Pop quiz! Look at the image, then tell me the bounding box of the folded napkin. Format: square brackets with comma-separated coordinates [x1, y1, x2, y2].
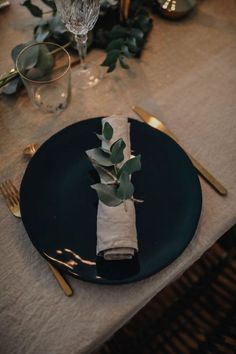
[96, 115, 138, 260]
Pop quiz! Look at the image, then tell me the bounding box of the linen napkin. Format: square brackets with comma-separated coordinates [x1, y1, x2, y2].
[96, 115, 138, 260]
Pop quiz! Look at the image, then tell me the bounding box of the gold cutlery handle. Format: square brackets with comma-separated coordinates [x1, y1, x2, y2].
[132, 106, 228, 196]
[47, 262, 73, 297]
[188, 154, 227, 196]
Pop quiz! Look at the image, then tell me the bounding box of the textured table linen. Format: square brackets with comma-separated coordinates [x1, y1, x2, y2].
[0, 1, 236, 353]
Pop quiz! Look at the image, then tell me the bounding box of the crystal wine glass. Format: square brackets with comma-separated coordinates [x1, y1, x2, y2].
[54, 0, 101, 89]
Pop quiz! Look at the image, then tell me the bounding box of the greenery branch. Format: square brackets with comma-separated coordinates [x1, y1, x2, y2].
[1, 0, 153, 95]
[86, 122, 143, 209]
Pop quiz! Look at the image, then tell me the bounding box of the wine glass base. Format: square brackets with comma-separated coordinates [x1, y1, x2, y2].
[74, 62, 102, 90]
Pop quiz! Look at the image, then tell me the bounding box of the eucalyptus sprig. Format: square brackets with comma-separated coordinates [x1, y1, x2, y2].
[101, 1, 153, 72]
[1, 0, 153, 94]
[86, 122, 142, 208]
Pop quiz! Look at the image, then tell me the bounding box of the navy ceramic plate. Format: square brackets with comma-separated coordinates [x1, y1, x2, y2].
[20, 118, 202, 284]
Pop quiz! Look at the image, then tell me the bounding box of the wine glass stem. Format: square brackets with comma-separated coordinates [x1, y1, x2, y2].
[75, 34, 88, 69]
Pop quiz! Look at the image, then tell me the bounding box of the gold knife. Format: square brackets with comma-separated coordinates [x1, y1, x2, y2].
[47, 262, 73, 297]
[132, 106, 227, 196]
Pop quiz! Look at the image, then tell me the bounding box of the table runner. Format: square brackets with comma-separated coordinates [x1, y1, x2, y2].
[0, 1, 236, 353]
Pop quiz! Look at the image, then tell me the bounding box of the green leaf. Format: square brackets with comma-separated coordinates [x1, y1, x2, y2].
[116, 173, 134, 200]
[118, 155, 141, 177]
[26, 44, 54, 80]
[21, 43, 40, 70]
[93, 165, 116, 184]
[131, 28, 144, 40]
[12, 44, 26, 63]
[110, 138, 126, 164]
[101, 49, 120, 67]
[86, 148, 113, 167]
[2, 77, 23, 95]
[125, 37, 139, 53]
[34, 26, 50, 42]
[119, 56, 129, 70]
[91, 183, 123, 207]
[33, 44, 54, 76]
[41, 0, 57, 13]
[103, 122, 113, 141]
[107, 63, 116, 73]
[49, 15, 67, 35]
[121, 45, 133, 58]
[136, 11, 153, 33]
[22, 0, 42, 17]
[109, 25, 128, 40]
[11, 41, 35, 63]
[106, 38, 124, 52]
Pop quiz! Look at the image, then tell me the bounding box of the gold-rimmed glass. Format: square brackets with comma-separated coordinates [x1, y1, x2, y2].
[16, 42, 71, 115]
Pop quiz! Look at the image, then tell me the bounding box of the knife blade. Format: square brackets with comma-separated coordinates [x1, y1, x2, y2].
[132, 106, 227, 196]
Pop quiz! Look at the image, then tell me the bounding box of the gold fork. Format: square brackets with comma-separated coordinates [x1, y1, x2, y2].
[0, 180, 21, 218]
[0, 180, 73, 296]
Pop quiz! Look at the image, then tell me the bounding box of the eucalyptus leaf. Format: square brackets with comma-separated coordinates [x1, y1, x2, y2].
[22, 0, 43, 17]
[122, 45, 133, 58]
[109, 25, 128, 40]
[2, 77, 23, 95]
[118, 155, 141, 177]
[41, 0, 57, 13]
[86, 148, 113, 166]
[49, 16, 67, 35]
[116, 173, 134, 200]
[110, 138, 126, 164]
[34, 44, 54, 77]
[93, 165, 116, 183]
[11, 41, 35, 63]
[136, 10, 153, 32]
[21, 43, 40, 70]
[103, 122, 113, 141]
[34, 26, 50, 42]
[91, 183, 123, 207]
[131, 28, 144, 40]
[106, 38, 124, 52]
[119, 56, 129, 69]
[126, 37, 139, 53]
[101, 49, 120, 67]
[107, 63, 116, 73]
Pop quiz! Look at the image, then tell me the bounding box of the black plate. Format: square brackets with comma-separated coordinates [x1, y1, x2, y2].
[20, 118, 202, 284]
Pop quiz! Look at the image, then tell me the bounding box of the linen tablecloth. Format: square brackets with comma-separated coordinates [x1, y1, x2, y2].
[0, 1, 236, 353]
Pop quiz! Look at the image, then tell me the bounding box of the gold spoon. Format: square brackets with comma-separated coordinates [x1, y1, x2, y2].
[23, 143, 40, 158]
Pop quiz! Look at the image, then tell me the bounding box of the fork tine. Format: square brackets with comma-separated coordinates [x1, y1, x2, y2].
[0, 180, 21, 218]
[8, 195, 18, 208]
[6, 180, 20, 200]
[0, 181, 19, 207]
[10, 193, 19, 206]
[0, 183, 14, 208]
[0, 182, 11, 200]
[0, 184, 11, 205]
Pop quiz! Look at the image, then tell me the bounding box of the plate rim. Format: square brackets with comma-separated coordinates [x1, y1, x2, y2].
[20, 117, 202, 285]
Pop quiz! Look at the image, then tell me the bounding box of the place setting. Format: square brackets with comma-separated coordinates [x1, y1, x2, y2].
[2, 1, 236, 353]
[0, 0, 228, 296]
